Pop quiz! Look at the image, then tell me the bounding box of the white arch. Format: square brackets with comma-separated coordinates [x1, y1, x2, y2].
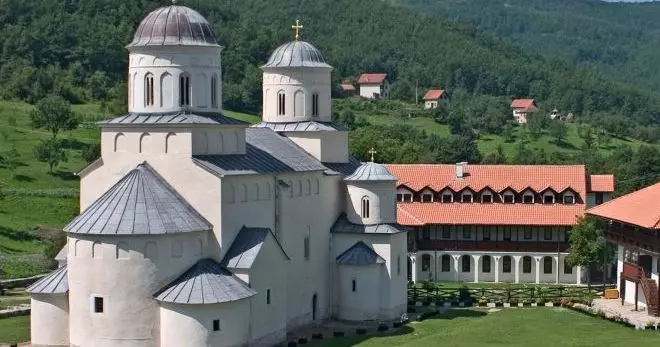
[314, 178, 320, 195]
[139, 133, 151, 154]
[92, 242, 102, 259]
[160, 72, 173, 108]
[216, 133, 224, 153]
[165, 132, 176, 154]
[294, 89, 305, 118]
[116, 242, 130, 259]
[197, 73, 208, 107]
[114, 133, 125, 153]
[241, 184, 248, 202]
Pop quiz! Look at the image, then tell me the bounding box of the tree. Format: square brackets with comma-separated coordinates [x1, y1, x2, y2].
[81, 143, 101, 164]
[1, 147, 21, 179]
[567, 216, 615, 288]
[549, 120, 568, 145]
[481, 145, 507, 164]
[34, 139, 68, 173]
[30, 95, 78, 138]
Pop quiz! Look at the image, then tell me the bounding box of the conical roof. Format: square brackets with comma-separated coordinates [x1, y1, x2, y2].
[263, 41, 332, 68]
[344, 162, 397, 182]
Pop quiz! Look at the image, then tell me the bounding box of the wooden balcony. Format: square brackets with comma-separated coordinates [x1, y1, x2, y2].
[622, 262, 643, 281]
[607, 224, 660, 254]
[413, 240, 570, 253]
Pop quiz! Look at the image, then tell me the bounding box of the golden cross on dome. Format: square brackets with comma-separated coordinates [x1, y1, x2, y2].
[368, 147, 377, 163]
[292, 20, 303, 41]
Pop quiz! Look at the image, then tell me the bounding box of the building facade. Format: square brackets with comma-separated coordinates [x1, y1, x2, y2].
[387, 163, 614, 285]
[358, 73, 389, 99]
[422, 89, 448, 109]
[26, 5, 408, 347]
[511, 98, 538, 124]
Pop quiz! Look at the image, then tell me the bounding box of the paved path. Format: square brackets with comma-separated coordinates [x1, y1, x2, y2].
[593, 298, 660, 328]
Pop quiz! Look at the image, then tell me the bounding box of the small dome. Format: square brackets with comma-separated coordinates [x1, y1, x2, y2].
[128, 5, 219, 48]
[263, 41, 332, 68]
[345, 162, 397, 182]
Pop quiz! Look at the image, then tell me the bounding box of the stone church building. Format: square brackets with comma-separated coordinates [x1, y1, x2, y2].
[27, 4, 408, 347]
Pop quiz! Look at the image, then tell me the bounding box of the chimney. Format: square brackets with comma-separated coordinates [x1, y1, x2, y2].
[455, 162, 468, 178]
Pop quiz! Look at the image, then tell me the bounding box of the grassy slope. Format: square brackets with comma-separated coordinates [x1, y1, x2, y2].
[0, 316, 29, 345]
[315, 308, 660, 347]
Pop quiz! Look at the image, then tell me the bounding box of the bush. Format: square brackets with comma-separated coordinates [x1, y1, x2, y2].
[560, 297, 571, 307]
[393, 321, 403, 328]
[377, 324, 389, 332]
[536, 298, 546, 305]
[333, 331, 345, 337]
[509, 298, 519, 306]
[356, 328, 367, 335]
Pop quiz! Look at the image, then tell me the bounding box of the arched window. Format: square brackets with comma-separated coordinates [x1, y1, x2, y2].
[361, 196, 370, 218]
[461, 255, 471, 272]
[298, 181, 303, 197]
[179, 74, 191, 106]
[543, 256, 553, 274]
[304, 227, 311, 260]
[312, 92, 319, 117]
[314, 178, 320, 195]
[502, 256, 512, 273]
[522, 256, 532, 273]
[165, 132, 176, 154]
[277, 91, 286, 116]
[522, 190, 535, 204]
[441, 254, 451, 272]
[306, 179, 312, 195]
[397, 254, 401, 276]
[481, 190, 493, 203]
[211, 75, 218, 108]
[92, 242, 102, 259]
[116, 242, 129, 259]
[171, 241, 183, 258]
[502, 190, 515, 204]
[461, 190, 473, 203]
[114, 133, 125, 153]
[421, 254, 431, 271]
[139, 133, 151, 154]
[543, 191, 556, 204]
[144, 241, 157, 259]
[145, 73, 155, 106]
[482, 256, 491, 273]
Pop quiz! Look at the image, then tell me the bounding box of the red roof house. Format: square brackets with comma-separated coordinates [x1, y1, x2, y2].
[358, 73, 389, 99]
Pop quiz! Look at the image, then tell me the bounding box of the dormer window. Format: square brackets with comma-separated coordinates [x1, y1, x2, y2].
[522, 191, 534, 204]
[397, 188, 414, 202]
[481, 191, 493, 203]
[441, 190, 454, 203]
[563, 193, 575, 204]
[543, 191, 555, 204]
[461, 191, 473, 203]
[502, 191, 515, 204]
[422, 193, 433, 203]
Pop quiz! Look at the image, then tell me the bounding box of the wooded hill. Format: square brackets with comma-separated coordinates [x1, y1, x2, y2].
[1, 0, 660, 142]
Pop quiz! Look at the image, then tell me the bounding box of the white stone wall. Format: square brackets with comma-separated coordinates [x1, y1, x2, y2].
[284, 131, 349, 164]
[30, 295, 69, 347]
[262, 68, 332, 123]
[345, 182, 396, 225]
[359, 84, 382, 99]
[128, 46, 223, 114]
[67, 232, 206, 347]
[159, 301, 250, 347]
[336, 264, 382, 320]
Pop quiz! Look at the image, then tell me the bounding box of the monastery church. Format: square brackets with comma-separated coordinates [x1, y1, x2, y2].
[26, 5, 408, 347]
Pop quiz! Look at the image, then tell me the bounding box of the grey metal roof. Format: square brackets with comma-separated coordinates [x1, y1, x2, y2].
[55, 245, 67, 262]
[331, 214, 408, 235]
[154, 259, 256, 304]
[102, 111, 247, 126]
[194, 128, 327, 176]
[27, 266, 68, 295]
[220, 227, 269, 269]
[65, 163, 212, 235]
[323, 156, 362, 176]
[252, 121, 347, 132]
[336, 241, 385, 266]
[344, 162, 398, 182]
[128, 6, 219, 48]
[263, 41, 332, 69]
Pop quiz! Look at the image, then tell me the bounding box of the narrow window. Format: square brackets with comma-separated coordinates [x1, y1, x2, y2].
[352, 279, 357, 292]
[522, 256, 532, 273]
[304, 235, 310, 260]
[422, 226, 430, 240]
[93, 297, 104, 313]
[483, 227, 491, 241]
[213, 319, 220, 332]
[266, 289, 271, 305]
[563, 259, 573, 274]
[503, 256, 512, 273]
[461, 255, 471, 272]
[462, 227, 472, 240]
[361, 197, 370, 218]
[312, 93, 319, 117]
[278, 92, 286, 116]
[442, 226, 451, 239]
[179, 75, 191, 106]
[482, 256, 491, 273]
[397, 254, 401, 276]
[441, 254, 450, 272]
[145, 74, 155, 106]
[543, 256, 553, 274]
[543, 228, 552, 241]
[396, 194, 403, 202]
[422, 254, 431, 271]
[211, 75, 218, 108]
[524, 227, 533, 240]
[503, 227, 512, 241]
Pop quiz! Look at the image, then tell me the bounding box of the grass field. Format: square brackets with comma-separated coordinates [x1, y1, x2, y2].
[314, 308, 660, 347]
[0, 316, 30, 345]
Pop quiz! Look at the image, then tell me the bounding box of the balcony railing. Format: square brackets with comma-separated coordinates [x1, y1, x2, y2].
[413, 240, 569, 253]
[622, 262, 643, 281]
[607, 224, 660, 254]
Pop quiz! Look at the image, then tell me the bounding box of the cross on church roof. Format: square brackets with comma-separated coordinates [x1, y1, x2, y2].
[368, 147, 377, 163]
[292, 20, 303, 41]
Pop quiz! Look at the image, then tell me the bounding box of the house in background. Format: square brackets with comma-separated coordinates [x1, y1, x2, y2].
[422, 89, 449, 109]
[511, 98, 538, 124]
[337, 81, 356, 97]
[358, 73, 389, 99]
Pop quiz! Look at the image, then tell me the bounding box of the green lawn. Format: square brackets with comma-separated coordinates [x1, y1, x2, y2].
[0, 316, 30, 345]
[315, 308, 660, 347]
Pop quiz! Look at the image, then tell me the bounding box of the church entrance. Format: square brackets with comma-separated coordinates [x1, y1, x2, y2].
[312, 294, 317, 321]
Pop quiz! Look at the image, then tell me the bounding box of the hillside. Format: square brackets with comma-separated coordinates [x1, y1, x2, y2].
[1, 0, 660, 141]
[397, 0, 660, 92]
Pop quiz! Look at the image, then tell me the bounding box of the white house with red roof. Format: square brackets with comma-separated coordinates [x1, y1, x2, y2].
[422, 89, 449, 109]
[387, 163, 614, 284]
[358, 73, 389, 99]
[588, 182, 660, 316]
[337, 81, 356, 97]
[511, 98, 538, 124]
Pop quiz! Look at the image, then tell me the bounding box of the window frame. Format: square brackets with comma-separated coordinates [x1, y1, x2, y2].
[441, 190, 454, 203]
[502, 191, 515, 204]
[422, 254, 431, 271]
[482, 256, 491, 273]
[543, 227, 553, 241]
[522, 192, 534, 204]
[213, 319, 220, 332]
[563, 193, 575, 204]
[361, 196, 370, 218]
[502, 256, 512, 273]
[543, 192, 555, 204]
[563, 259, 573, 274]
[543, 256, 553, 274]
[461, 191, 473, 203]
[441, 226, 451, 239]
[311, 92, 319, 117]
[461, 255, 471, 273]
[422, 193, 434, 203]
[266, 289, 271, 305]
[211, 75, 218, 108]
[145, 73, 155, 107]
[441, 254, 451, 272]
[277, 91, 286, 116]
[93, 296, 104, 313]
[179, 74, 191, 107]
[522, 256, 532, 273]
[481, 191, 493, 203]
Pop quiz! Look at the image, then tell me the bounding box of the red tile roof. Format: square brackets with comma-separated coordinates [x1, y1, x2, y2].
[398, 203, 583, 226]
[358, 73, 387, 84]
[386, 164, 588, 197]
[587, 182, 660, 230]
[423, 89, 445, 101]
[587, 175, 615, 192]
[511, 99, 536, 109]
[339, 83, 356, 91]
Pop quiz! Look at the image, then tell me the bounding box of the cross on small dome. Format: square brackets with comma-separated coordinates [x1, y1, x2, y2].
[292, 20, 303, 41]
[368, 147, 377, 163]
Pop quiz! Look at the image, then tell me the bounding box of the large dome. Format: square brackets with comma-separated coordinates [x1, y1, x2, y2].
[345, 162, 397, 182]
[263, 41, 332, 68]
[128, 5, 219, 48]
